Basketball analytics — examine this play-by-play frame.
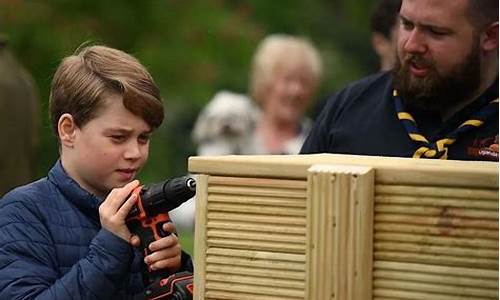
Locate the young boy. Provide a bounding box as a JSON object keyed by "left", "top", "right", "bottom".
{"left": 0, "top": 45, "right": 192, "bottom": 298}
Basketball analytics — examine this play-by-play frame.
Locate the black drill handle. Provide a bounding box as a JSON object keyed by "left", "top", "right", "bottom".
{"left": 126, "top": 213, "right": 173, "bottom": 284}
{"left": 127, "top": 214, "right": 171, "bottom": 254}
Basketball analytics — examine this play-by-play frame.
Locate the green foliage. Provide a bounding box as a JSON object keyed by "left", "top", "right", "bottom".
{"left": 178, "top": 229, "right": 195, "bottom": 256}
{"left": 0, "top": 0, "right": 378, "bottom": 183}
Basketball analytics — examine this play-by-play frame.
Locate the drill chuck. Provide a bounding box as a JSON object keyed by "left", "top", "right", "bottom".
{"left": 128, "top": 176, "right": 196, "bottom": 218}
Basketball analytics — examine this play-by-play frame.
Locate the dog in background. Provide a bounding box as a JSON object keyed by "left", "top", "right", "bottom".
{"left": 192, "top": 90, "right": 260, "bottom": 155}
{"left": 172, "top": 91, "right": 259, "bottom": 230}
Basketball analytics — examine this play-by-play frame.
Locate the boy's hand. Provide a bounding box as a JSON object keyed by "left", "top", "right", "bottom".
{"left": 142, "top": 222, "right": 182, "bottom": 272}
{"left": 99, "top": 180, "right": 140, "bottom": 241}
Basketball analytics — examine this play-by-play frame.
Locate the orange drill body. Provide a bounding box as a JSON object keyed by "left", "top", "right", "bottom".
{"left": 126, "top": 176, "right": 196, "bottom": 299}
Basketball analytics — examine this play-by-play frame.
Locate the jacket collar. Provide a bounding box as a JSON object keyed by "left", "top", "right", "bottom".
{"left": 47, "top": 160, "right": 101, "bottom": 224}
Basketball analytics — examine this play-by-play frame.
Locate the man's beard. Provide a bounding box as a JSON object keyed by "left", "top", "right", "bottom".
{"left": 392, "top": 41, "right": 481, "bottom": 114}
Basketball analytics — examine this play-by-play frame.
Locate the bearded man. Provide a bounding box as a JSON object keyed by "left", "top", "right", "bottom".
{"left": 301, "top": 0, "right": 498, "bottom": 161}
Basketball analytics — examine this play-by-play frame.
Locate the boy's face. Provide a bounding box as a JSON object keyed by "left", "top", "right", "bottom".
{"left": 62, "top": 93, "right": 152, "bottom": 198}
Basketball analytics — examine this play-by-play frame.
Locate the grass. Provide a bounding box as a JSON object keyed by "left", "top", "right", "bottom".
{"left": 178, "top": 229, "right": 195, "bottom": 256}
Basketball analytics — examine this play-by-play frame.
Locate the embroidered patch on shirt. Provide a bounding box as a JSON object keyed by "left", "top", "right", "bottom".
{"left": 467, "top": 135, "right": 499, "bottom": 161}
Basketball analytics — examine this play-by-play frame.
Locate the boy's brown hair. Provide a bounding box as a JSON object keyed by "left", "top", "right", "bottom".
{"left": 49, "top": 45, "right": 164, "bottom": 140}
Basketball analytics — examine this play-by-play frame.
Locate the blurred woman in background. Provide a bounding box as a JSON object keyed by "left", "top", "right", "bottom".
{"left": 193, "top": 34, "right": 323, "bottom": 156}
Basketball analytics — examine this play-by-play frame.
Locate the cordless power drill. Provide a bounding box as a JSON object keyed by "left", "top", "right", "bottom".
{"left": 126, "top": 176, "right": 196, "bottom": 300}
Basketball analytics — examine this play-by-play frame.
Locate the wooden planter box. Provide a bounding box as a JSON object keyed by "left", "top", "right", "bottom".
{"left": 188, "top": 154, "right": 498, "bottom": 300}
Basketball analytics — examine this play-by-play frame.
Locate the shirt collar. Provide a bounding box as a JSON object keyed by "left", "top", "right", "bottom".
{"left": 47, "top": 159, "right": 102, "bottom": 223}
{"left": 445, "top": 77, "right": 499, "bottom": 127}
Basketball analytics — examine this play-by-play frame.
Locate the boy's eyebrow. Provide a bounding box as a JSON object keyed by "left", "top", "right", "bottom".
{"left": 103, "top": 128, "right": 132, "bottom": 134}
{"left": 103, "top": 128, "right": 153, "bottom": 134}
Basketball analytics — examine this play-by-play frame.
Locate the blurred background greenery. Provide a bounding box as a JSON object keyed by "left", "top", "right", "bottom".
{"left": 1, "top": 0, "right": 380, "bottom": 181}
{"left": 2, "top": 0, "right": 379, "bottom": 254}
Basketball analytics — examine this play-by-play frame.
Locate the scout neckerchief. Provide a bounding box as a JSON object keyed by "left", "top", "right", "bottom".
{"left": 394, "top": 89, "right": 499, "bottom": 159}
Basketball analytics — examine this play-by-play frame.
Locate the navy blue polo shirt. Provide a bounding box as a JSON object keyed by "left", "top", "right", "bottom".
{"left": 301, "top": 72, "right": 499, "bottom": 161}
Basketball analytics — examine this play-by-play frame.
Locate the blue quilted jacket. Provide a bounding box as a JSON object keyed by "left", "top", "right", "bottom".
{"left": 0, "top": 160, "right": 191, "bottom": 299}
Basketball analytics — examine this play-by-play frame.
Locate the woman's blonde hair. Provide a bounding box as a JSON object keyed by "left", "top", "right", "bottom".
{"left": 249, "top": 34, "right": 322, "bottom": 104}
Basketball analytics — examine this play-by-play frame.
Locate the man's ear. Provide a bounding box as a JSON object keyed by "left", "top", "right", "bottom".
{"left": 58, "top": 113, "right": 77, "bottom": 148}
{"left": 372, "top": 32, "right": 390, "bottom": 58}
{"left": 481, "top": 22, "right": 499, "bottom": 52}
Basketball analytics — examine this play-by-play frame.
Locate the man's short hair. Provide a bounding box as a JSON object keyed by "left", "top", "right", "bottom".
{"left": 467, "top": 0, "right": 499, "bottom": 30}
{"left": 371, "top": 0, "right": 402, "bottom": 39}
{"left": 49, "top": 45, "right": 164, "bottom": 139}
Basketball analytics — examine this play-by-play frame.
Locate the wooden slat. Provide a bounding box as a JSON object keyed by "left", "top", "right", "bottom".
{"left": 375, "top": 213, "right": 498, "bottom": 229}
{"left": 208, "top": 176, "right": 307, "bottom": 189}
{"left": 374, "top": 279, "right": 498, "bottom": 298}
{"left": 207, "top": 220, "right": 306, "bottom": 235}
{"left": 208, "top": 186, "right": 306, "bottom": 198}
{"left": 206, "top": 247, "right": 305, "bottom": 262}
{"left": 373, "top": 261, "right": 498, "bottom": 279}
{"left": 306, "top": 165, "right": 374, "bottom": 300}
{"left": 207, "top": 229, "right": 306, "bottom": 244}
{"left": 205, "top": 282, "right": 304, "bottom": 298}
{"left": 209, "top": 194, "right": 306, "bottom": 208}
{"left": 374, "top": 270, "right": 498, "bottom": 289}
{"left": 208, "top": 238, "right": 305, "bottom": 253}
{"left": 375, "top": 222, "right": 498, "bottom": 239}
{"left": 375, "top": 242, "right": 498, "bottom": 260}
{"left": 375, "top": 204, "right": 498, "bottom": 219}
{"left": 376, "top": 184, "right": 498, "bottom": 200}
{"left": 373, "top": 288, "right": 494, "bottom": 300}
{"left": 189, "top": 154, "right": 498, "bottom": 188}
{"left": 375, "top": 195, "right": 498, "bottom": 209}
{"left": 207, "top": 212, "right": 306, "bottom": 226}
{"left": 206, "top": 256, "right": 305, "bottom": 271}
{"left": 207, "top": 202, "right": 305, "bottom": 217}
{"left": 206, "top": 273, "right": 305, "bottom": 290}
{"left": 206, "top": 264, "right": 304, "bottom": 281}
{"left": 206, "top": 290, "right": 302, "bottom": 300}
{"left": 375, "top": 232, "right": 498, "bottom": 249}
{"left": 193, "top": 175, "right": 209, "bottom": 300}
{"left": 374, "top": 251, "right": 498, "bottom": 269}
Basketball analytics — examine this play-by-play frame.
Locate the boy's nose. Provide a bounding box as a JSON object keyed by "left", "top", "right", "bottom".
{"left": 124, "top": 141, "right": 142, "bottom": 159}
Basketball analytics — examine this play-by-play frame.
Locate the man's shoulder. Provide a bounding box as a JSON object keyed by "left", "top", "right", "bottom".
{"left": 322, "top": 72, "right": 392, "bottom": 116}
{"left": 341, "top": 72, "right": 392, "bottom": 100}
